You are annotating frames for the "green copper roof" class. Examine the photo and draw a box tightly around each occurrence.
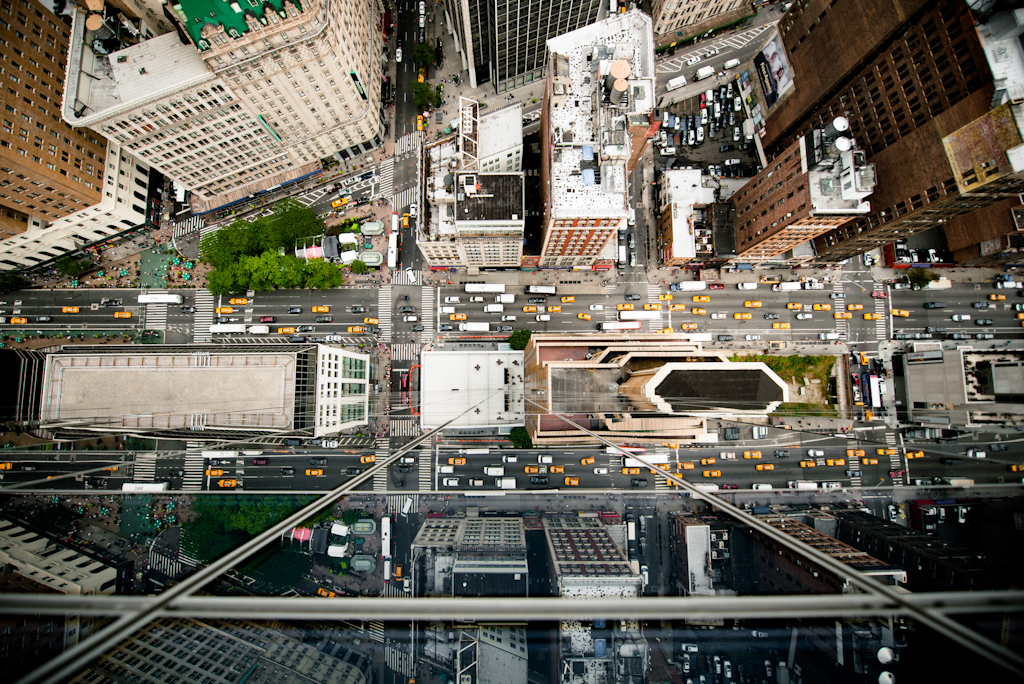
[172,0,304,52]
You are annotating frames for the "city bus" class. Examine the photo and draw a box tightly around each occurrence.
[122,482,168,492]
[381,516,392,559]
[209,324,247,334]
[599,321,642,331]
[526,285,557,295]
[391,212,399,235]
[617,311,662,321]
[666,75,688,91]
[605,446,647,455]
[464,284,506,293]
[138,292,183,304]
[387,232,398,269]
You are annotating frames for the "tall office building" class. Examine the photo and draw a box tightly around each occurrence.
[750,0,1024,263]
[733,117,876,263]
[0,1,109,238]
[650,0,747,46]
[443,0,603,92]
[539,10,658,270]
[63,0,384,213]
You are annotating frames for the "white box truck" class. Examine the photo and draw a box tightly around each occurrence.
[771,282,801,292]
[695,65,715,80]
[459,322,489,332]
[723,58,741,69]
[802,281,825,290]
[495,294,515,304]
[483,304,504,313]
[788,481,818,490]
[495,477,517,489]
[619,245,627,264]
[483,466,505,476]
[248,325,270,334]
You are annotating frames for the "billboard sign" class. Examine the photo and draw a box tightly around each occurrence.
[754,32,794,108]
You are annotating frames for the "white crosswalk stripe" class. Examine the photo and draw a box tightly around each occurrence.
[395,131,422,156]
[192,289,215,342]
[419,454,432,490]
[182,450,206,491]
[172,216,204,239]
[367,620,386,643]
[373,444,390,492]
[831,283,848,339]
[142,302,168,331]
[874,284,888,338]
[132,454,156,482]
[385,644,414,676]
[377,287,393,341]
[391,268,421,285]
[391,343,419,361]
[373,158,394,201]
[419,286,434,342]
[150,550,183,578]
[392,187,416,213]
[390,418,419,437]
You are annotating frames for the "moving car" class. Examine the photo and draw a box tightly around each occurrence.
[733,312,751,320]
[787,302,803,310]
[205,469,224,477]
[216,307,233,314]
[702,470,721,477]
[581,456,595,465]
[834,312,852,319]
[617,303,634,311]
[756,463,774,471]
[692,295,710,303]
[743,301,762,308]
[61,306,79,313]
[743,451,762,459]
[561,296,575,303]
[315,315,333,323]
[523,305,538,313]
[564,476,579,486]
[825,458,845,466]
[799,461,816,468]
[812,303,831,311]
[643,304,660,311]
[578,313,591,321]
[114,311,132,319]
[218,479,237,488]
[892,309,909,317]
[306,469,323,476]
[449,313,467,321]
[448,457,466,465]
[360,454,376,464]
[772,322,790,329]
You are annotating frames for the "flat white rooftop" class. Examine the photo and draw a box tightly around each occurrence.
[662,169,716,260]
[419,350,526,429]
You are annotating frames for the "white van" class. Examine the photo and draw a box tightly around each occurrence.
[441,306,456,314]
[724,58,741,69]
[628,208,636,226]
[444,296,461,304]
[483,466,505,476]
[501,315,517,321]
[536,314,551,321]
[401,497,413,516]
[403,315,418,322]
[737,282,758,290]
[437,465,455,474]
[819,333,840,340]
[537,455,553,464]
[751,483,773,490]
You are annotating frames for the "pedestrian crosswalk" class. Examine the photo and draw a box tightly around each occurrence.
[132,453,157,482]
[885,432,903,477]
[391,268,421,285]
[172,216,204,239]
[832,282,848,340]
[142,302,168,331]
[873,284,888,339]
[385,644,414,676]
[181,449,207,491]
[378,287,393,341]
[419,287,434,342]
[373,158,394,202]
[373,444,390,492]
[393,187,416,213]
[646,283,661,303]
[392,343,419,361]
[192,289,214,342]
[150,550,183,578]
[390,418,419,437]
[395,131,422,156]
[419,454,432,490]
[367,620,386,643]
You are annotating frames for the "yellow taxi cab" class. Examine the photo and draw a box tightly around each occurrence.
[679,462,695,470]
[1010,464,1023,472]
[416,115,424,130]
[681,323,698,330]
[550,465,564,474]
[743,451,762,459]
[418,67,425,83]
[906,451,924,459]
[61,306,79,313]
[229,298,248,305]
[743,300,762,308]
[346,326,364,333]
[581,456,595,465]
[669,304,687,311]
[864,457,878,465]
[525,465,539,474]
[877,448,896,456]
[773,322,790,329]
[617,303,633,311]
[700,457,715,465]
[578,313,592,321]
[756,463,774,471]
[205,469,224,477]
[364,317,379,325]
[799,460,816,468]
[703,470,721,477]
[734,312,752,320]
[644,303,661,311]
[1018,313,1024,320]
[812,303,831,311]
[990,294,1006,301]
[825,458,845,466]
[564,476,579,486]
[306,469,324,476]
[218,479,238,488]
[834,312,852,319]
[656,327,674,334]
[403,213,410,228]
[216,307,233,314]
[331,198,349,208]
[278,327,297,335]
[786,303,803,311]
[659,294,673,301]
[864,313,882,320]
[692,295,710,303]
[360,454,376,464]
[523,306,537,313]
[114,311,132,319]
[548,306,562,313]
[9,317,25,324]
[892,309,909,317]
[622,467,640,475]
[313,306,330,313]
[448,457,466,465]
[691,308,707,315]
[847,304,863,311]
[0,463,11,470]
[317,588,336,598]
[561,296,575,303]
[846,449,865,458]
[449,313,467,321]
[860,352,870,365]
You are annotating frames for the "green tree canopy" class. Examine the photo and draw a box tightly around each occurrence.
[907,268,939,289]
[180,495,306,563]
[0,271,28,295]
[305,259,345,289]
[411,82,435,111]
[350,260,368,275]
[507,329,532,350]
[510,427,532,449]
[54,255,90,278]
[411,42,435,66]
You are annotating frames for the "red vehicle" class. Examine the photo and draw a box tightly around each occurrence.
[251,459,268,465]
[708,283,725,290]
[721,484,739,490]
[699,92,706,108]
[889,469,905,478]
[871,291,888,299]
[260,316,276,323]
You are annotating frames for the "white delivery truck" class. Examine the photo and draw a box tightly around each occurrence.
[724,58,741,69]
[771,282,801,292]
[459,322,489,332]
[483,466,505,476]
[248,325,270,334]
[819,333,840,340]
[802,281,825,290]
[483,304,504,313]
[695,65,715,80]
[495,477,517,489]
[619,245,627,265]
[788,481,819,490]
[670,281,708,291]
[495,294,515,304]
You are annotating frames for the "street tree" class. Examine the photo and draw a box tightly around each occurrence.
[510,427,532,449]
[54,255,90,278]
[350,260,368,275]
[411,42,435,66]
[507,329,532,350]
[305,258,345,289]
[907,268,939,290]
[411,81,435,111]
[0,271,27,294]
